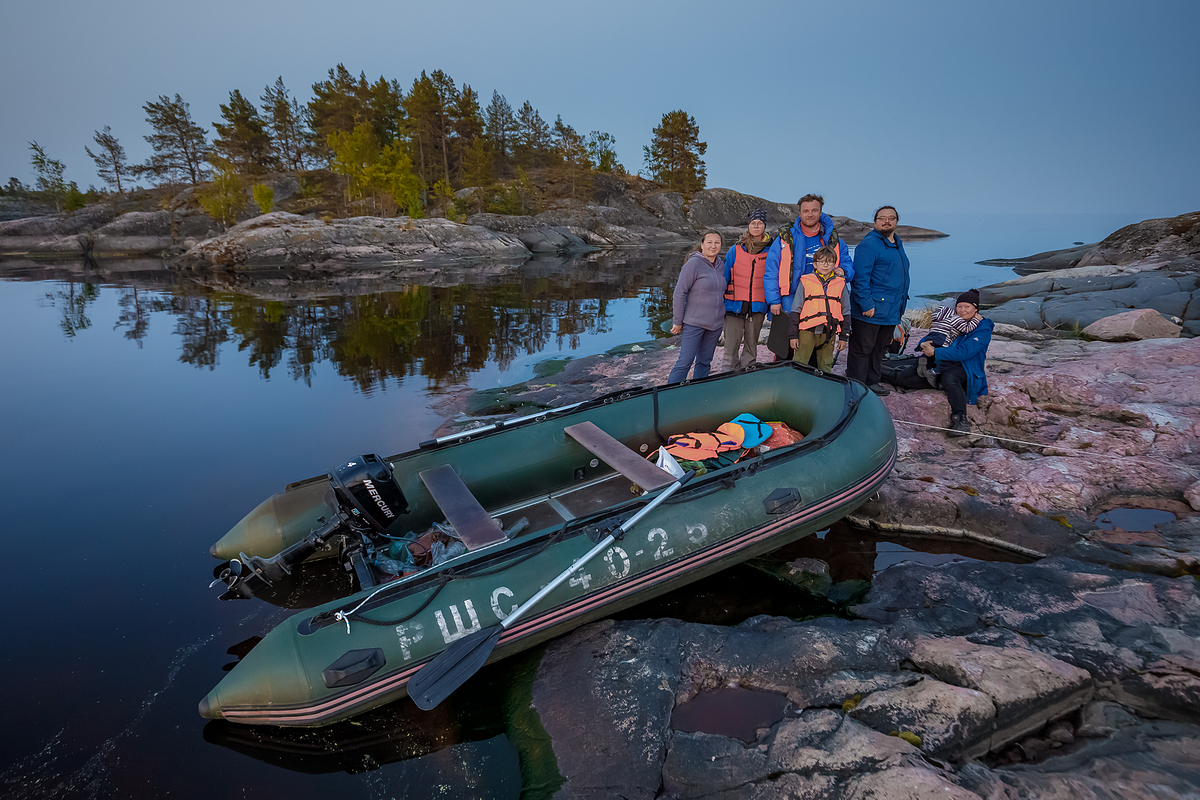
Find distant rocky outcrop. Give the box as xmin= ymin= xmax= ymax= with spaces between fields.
xmin=175 ymin=211 xmax=530 ymax=269
xmin=980 ymin=211 xmax=1200 ymax=273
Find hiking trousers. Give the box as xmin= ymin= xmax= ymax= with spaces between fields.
xmin=668 ymin=324 xmax=722 ymax=383
xmin=723 ymin=312 xmax=764 ymax=370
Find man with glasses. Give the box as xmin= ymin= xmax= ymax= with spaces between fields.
xmin=847 ymin=206 xmax=909 ymax=395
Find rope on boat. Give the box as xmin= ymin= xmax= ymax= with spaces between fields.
xmin=892 ymin=419 xmax=1200 ymax=479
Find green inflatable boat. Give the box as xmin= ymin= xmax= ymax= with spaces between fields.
xmin=201 ymin=363 xmax=896 ymax=726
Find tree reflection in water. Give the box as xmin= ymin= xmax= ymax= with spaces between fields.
xmin=12 ymin=248 xmax=685 ymax=391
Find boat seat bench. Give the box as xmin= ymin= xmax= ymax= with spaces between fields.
xmin=563 ymin=421 xmax=674 ymax=491
xmin=418 ymin=465 xmax=507 ymax=551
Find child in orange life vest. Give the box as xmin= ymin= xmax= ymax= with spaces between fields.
xmin=788 ymin=246 xmax=851 ymax=372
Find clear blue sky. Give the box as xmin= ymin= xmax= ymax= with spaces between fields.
xmin=3 ymin=0 xmax=1197 ymax=218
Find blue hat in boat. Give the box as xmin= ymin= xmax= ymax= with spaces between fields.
xmin=724 ymin=413 xmax=772 ymax=448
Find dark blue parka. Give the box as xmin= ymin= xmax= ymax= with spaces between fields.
xmin=849 ymin=229 xmax=910 ymax=326
xmin=933 ymin=317 xmax=994 ymax=404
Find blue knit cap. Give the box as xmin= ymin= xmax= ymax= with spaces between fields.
xmin=748 ymin=208 xmax=767 ymax=223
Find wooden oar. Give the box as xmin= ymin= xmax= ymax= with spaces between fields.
xmin=408 ymin=469 xmax=696 ymax=710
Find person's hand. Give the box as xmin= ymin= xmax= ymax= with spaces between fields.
xmin=836 ymin=340 xmax=848 ymax=352
xmin=789 ymin=338 xmax=799 ymax=350
xmin=670 ymin=324 xmax=682 ymax=335
xmin=770 ymin=304 xmax=782 ymax=316
xmin=921 ymin=341 xmax=935 ymax=357
xmin=863 ymin=308 xmax=875 ymax=317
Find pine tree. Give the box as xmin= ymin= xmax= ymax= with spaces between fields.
xmin=643 ymin=110 xmax=706 ymax=194
xmin=552 ymin=116 xmax=590 ymax=199
xmin=140 ymin=94 xmax=210 ymax=185
xmin=309 ymin=65 xmax=373 ymax=158
xmin=85 ymin=126 xmax=129 ymax=193
xmin=369 ymin=76 xmax=406 ymax=147
xmin=29 ymin=141 xmax=68 ymax=211
xmin=260 ymin=77 xmax=312 ymax=171
xmin=485 ymin=91 xmax=516 ymax=177
xmin=451 ymin=85 xmax=484 ymax=184
xmin=404 ymin=70 xmax=458 ymax=189
xmin=515 ymin=101 xmax=551 ymax=168
xmin=212 ymin=89 xmax=276 ymax=175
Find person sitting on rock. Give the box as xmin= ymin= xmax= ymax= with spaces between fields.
xmin=919 ymin=293 xmax=993 ymax=437
xmin=916 ymin=289 xmax=983 ymax=379
xmin=788 ymin=246 xmax=851 ymax=373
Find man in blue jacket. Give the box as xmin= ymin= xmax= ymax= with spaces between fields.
xmin=762 ymin=194 xmax=853 ymax=360
xmin=847 ymin=206 xmax=909 ymax=395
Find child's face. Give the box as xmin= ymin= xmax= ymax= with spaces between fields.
xmin=814 ymin=258 xmax=835 ymax=274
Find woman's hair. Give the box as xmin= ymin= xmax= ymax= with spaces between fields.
xmin=691 ymin=229 xmax=724 ymax=251
xmin=813 ymin=246 xmax=837 ymax=263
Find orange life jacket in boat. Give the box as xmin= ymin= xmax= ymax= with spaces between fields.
xmin=724 ymin=246 xmax=769 ymax=304
xmin=794 ymin=273 xmax=845 ymax=331
xmin=664 ymin=426 xmax=744 ymax=461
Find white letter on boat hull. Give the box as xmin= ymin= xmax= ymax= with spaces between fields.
xmin=435 ymin=601 xmax=481 ymax=643
xmin=395 ymin=621 xmax=424 ymax=661
xmin=687 ymin=523 xmax=708 ymax=544
xmin=604 ymin=546 xmax=630 ymax=579
xmin=491 ymin=586 xmax=517 ymax=621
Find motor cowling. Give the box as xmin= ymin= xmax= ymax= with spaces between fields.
xmin=329 ymin=454 xmax=408 ymax=532
xmin=212 ymin=454 xmax=408 ymax=600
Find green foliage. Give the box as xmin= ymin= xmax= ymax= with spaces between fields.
xmin=253 ymin=183 xmax=274 ymax=214
xmin=63 ymin=182 xmax=86 ymax=212
xmin=199 ymin=160 xmax=246 ymax=228
xmin=328 ymin=122 xmax=380 ymax=203
xmin=329 ymin=122 xmax=423 ymax=217
xmin=85 ymin=126 xmax=129 ymax=193
xmin=462 ymin=136 xmax=492 ymax=189
xmin=29 ymin=140 xmax=67 ymax=210
xmin=298 ymin=176 xmax=323 ymax=199
xmin=212 ymin=89 xmax=276 ymax=175
xmin=586 ymin=131 xmax=623 ymax=173
xmin=140 ymin=93 xmax=210 ymax=185
xmin=643 ymin=109 xmax=707 ymax=194
xmin=552 ymin=116 xmax=590 ymax=199
xmin=367 ymin=142 xmax=423 ymax=217
xmin=486 ymin=167 xmax=540 ymax=216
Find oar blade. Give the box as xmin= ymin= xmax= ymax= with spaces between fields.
xmin=408 ymin=625 xmax=504 ymax=710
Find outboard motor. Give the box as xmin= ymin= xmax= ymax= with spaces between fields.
xmin=212 ymin=455 xmax=408 ymax=600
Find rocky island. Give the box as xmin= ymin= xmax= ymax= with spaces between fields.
xmin=431 ymin=210 xmax=1200 ymax=799
xmin=0 ymin=172 xmax=946 ymax=269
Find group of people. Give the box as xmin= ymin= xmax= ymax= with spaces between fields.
xmin=668 ymin=195 xmax=993 ymax=437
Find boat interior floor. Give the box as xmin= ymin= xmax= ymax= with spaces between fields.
xmin=489 ymin=473 xmax=637 ymax=537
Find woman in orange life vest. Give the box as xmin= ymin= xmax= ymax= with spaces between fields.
xmin=720 ymin=208 xmax=773 ymax=370
xmin=668 ymin=231 xmax=727 ymax=383
xmin=788 ymin=246 xmax=852 ymax=373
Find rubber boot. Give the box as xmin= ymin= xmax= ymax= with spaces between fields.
xmin=948 ymin=412 xmax=970 ymax=437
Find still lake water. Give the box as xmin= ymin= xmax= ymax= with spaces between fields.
xmin=0 ymin=211 xmax=1137 ymax=798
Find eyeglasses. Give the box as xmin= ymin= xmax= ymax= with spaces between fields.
xmin=875 ymin=215 xmax=898 ymax=222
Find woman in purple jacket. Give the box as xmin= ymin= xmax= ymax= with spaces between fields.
xmin=668 ymin=231 xmax=726 ymax=383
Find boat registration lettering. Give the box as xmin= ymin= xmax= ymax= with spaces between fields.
xmin=569 ymin=571 xmax=593 ymax=590
xmin=491 ymin=586 xmax=517 ymax=621
xmin=604 ymin=546 xmax=630 ymax=578
xmin=394 ymin=621 xmax=424 ymax=661
xmin=435 ymin=600 xmax=481 ymax=644
xmin=686 ymin=523 xmax=708 ymax=543
xmin=647 ymin=528 xmax=674 ymax=560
